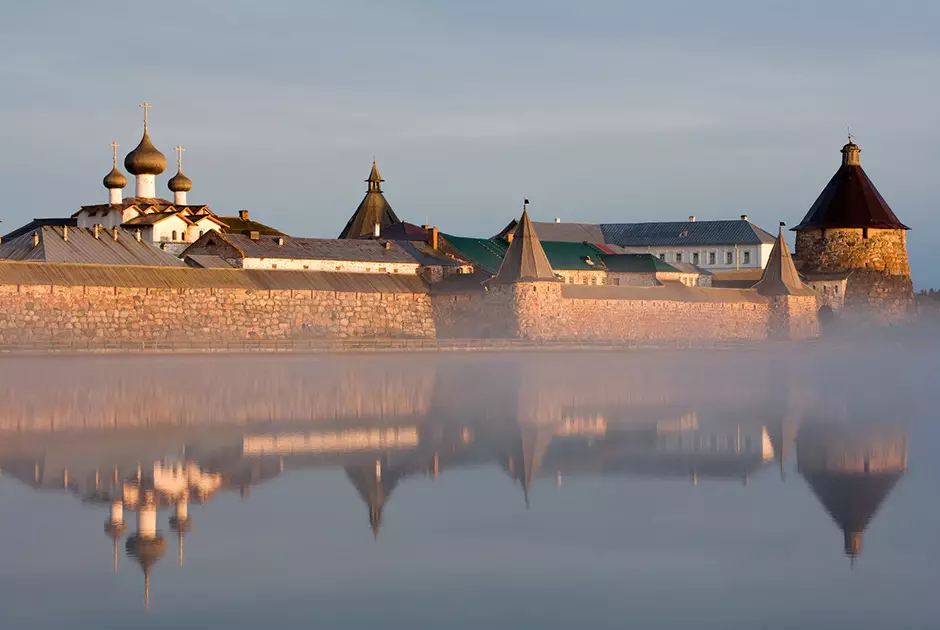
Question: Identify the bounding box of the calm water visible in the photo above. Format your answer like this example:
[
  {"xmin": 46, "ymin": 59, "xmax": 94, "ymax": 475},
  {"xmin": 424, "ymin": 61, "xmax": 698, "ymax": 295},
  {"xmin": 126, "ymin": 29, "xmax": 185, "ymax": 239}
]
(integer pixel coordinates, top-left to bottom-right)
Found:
[{"xmin": 0, "ymin": 348, "xmax": 937, "ymax": 629}]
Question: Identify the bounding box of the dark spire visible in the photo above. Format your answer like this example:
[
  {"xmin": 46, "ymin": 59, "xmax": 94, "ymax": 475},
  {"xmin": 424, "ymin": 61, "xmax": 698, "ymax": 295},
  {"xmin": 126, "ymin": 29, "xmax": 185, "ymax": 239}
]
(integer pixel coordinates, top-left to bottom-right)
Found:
[
  {"xmin": 754, "ymin": 225, "xmax": 815, "ymax": 296},
  {"xmin": 338, "ymin": 161, "xmax": 401, "ymax": 239},
  {"xmin": 793, "ymin": 138, "xmax": 908, "ymax": 231},
  {"xmin": 493, "ymin": 208, "xmax": 556, "ymax": 283}
]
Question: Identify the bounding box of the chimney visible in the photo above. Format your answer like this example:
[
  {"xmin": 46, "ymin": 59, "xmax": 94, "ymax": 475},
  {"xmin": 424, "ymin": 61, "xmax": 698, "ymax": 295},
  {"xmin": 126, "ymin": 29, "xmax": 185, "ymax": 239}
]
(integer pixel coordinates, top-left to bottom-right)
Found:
[
  {"xmin": 135, "ymin": 229, "xmax": 142, "ymax": 243},
  {"xmin": 249, "ymin": 231, "xmax": 260, "ymax": 241},
  {"xmin": 373, "ymin": 222, "xmax": 381, "ymax": 238},
  {"xmin": 63, "ymin": 226, "xmax": 68, "ymax": 242},
  {"xmin": 384, "ymin": 241, "xmax": 391, "ymax": 250},
  {"xmin": 33, "ymin": 232, "xmax": 40, "ymax": 248},
  {"xmin": 554, "ymin": 217, "xmax": 561, "ymax": 223},
  {"xmin": 239, "ymin": 210, "xmax": 249, "ymax": 221},
  {"xmin": 160, "ymin": 243, "xmax": 168, "ymax": 251},
  {"xmin": 112, "ymin": 226, "xmax": 119, "ymax": 241},
  {"xmin": 428, "ymin": 227, "xmax": 439, "ymax": 250},
  {"xmin": 94, "ymin": 225, "xmax": 100, "ymax": 240},
  {"xmin": 276, "ymin": 237, "xmax": 284, "ymax": 247},
  {"xmin": 688, "ymin": 215, "xmax": 696, "ymax": 222},
  {"xmin": 741, "ymin": 214, "xmax": 749, "ymax": 222}
]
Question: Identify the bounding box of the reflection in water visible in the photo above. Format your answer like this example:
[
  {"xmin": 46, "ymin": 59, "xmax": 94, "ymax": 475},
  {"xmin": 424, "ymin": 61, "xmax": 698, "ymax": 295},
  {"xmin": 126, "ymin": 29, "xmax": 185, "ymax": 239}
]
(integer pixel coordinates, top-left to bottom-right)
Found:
[{"xmin": 0, "ymin": 353, "xmax": 915, "ymax": 612}]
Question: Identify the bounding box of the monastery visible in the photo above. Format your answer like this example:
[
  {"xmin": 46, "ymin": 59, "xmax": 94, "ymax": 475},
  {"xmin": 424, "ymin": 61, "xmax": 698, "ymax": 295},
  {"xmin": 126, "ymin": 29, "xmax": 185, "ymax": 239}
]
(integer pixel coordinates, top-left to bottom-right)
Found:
[{"xmin": 0, "ymin": 104, "xmax": 916, "ymax": 347}]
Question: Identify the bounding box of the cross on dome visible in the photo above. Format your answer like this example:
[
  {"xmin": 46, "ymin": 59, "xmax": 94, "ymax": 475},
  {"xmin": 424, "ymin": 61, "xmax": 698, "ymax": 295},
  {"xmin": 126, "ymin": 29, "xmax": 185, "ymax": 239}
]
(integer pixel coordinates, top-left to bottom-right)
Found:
[
  {"xmin": 140, "ymin": 101, "xmax": 152, "ymax": 130},
  {"xmin": 175, "ymin": 145, "xmax": 185, "ymax": 170},
  {"xmin": 109, "ymin": 141, "xmax": 120, "ymax": 167}
]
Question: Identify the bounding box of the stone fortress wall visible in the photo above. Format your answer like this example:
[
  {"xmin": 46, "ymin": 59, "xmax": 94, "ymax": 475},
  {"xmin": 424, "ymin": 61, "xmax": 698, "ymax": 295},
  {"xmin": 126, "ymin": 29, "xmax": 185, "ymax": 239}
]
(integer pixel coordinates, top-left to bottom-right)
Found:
[{"xmin": 0, "ymin": 262, "xmax": 817, "ymax": 347}]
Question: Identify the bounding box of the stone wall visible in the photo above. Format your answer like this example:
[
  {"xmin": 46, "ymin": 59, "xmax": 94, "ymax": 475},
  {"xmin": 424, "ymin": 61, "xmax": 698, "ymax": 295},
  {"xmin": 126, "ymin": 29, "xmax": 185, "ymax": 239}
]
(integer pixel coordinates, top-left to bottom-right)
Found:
[
  {"xmin": 430, "ymin": 287, "xmax": 517, "ymax": 338},
  {"xmin": 0, "ymin": 283, "xmax": 434, "ymax": 344},
  {"xmin": 766, "ymin": 295, "xmax": 820, "ymax": 341}
]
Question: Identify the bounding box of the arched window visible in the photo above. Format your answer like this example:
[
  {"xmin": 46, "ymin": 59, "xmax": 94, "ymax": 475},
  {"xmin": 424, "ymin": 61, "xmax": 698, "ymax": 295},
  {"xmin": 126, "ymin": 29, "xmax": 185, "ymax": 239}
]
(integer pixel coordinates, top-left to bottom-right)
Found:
[{"xmin": 171, "ymin": 230, "xmax": 178, "ymax": 241}]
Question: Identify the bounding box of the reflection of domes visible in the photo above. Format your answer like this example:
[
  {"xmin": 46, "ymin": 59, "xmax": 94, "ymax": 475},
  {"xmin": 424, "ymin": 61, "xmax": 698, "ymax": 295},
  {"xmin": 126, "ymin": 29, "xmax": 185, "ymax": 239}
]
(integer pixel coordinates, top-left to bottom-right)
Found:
[
  {"xmin": 169, "ymin": 515, "xmax": 191, "ymax": 533},
  {"xmin": 124, "ymin": 130, "xmax": 166, "ymax": 176},
  {"xmin": 126, "ymin": 534, "xmax": 168, "ymax": 569},
  {"xmin": 103, "ymin": 167, "xmax": 127, "ymax": 190},
  {"xmin": 168, "ymin": 170, "xmax": 192, "ymax": 192}
]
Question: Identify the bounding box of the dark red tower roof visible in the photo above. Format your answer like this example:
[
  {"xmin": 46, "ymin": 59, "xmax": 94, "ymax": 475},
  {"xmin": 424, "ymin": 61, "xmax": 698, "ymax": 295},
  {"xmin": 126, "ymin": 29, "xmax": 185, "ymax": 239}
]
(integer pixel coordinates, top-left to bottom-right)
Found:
[{"xmin": 793, "ymin": 141, "xmax": 909, "ymax": 231}]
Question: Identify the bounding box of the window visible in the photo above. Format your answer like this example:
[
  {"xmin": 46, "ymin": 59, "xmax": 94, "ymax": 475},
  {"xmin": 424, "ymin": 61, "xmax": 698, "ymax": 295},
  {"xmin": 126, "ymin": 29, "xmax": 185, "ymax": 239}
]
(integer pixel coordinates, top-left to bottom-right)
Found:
[
  {"xmin": 171, "ymin": 230, "xmax": 178, "ymax": 241},
  {"xmin": 726, "ymin": 252, "xmax": 733, "ymax": 265},
  {"xmin": 743, "ymin": 251, "xmax": 751, "ymax": 265},
  {"xmin": 709, "ymin": 252, "xmax": 716, "ymax": 265},
  {"xmin": 862, "ymin": 228, "xmax": 869, "ymax": 239},
  {"xmin": 692, "ymin": 253, "xmax": 699, "ymax": 265},
  {"xmin": 271, "ymin": 264, "xmax": 277, "ymax": 269},
  {"xmin": 675, "ymin": 253, "xmax": 682, "ymax": 263},
  {"xmin": 303, "ymin": 265, "xmax": 309, "ymax": 270},
  {"xmin": 659, "ymin": 253, "xmax": 666, "ymax": 260}
]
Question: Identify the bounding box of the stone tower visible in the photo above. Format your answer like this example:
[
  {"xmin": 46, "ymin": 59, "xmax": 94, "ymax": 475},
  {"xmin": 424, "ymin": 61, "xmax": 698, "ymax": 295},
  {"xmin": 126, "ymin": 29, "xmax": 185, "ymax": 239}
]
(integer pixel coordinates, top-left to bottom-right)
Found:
[{"xmin": 792, "ymin": 139, "xmax": 913, "ymax": 320}]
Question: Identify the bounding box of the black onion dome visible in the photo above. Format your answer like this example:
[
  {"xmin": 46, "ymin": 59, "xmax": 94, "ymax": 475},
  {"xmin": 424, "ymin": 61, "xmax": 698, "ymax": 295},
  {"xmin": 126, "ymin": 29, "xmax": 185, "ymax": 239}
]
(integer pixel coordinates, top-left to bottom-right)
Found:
[
  {"xmin": 168, "ymin": 170, "xmax": 193, "ymax": 192},
  {"xmin": 103, "ymin": 166, "xmax": 127, "ymax": 190},
  {"xmin": 124, "ymin": 130, "xmax": 166, "ymax": 176}
]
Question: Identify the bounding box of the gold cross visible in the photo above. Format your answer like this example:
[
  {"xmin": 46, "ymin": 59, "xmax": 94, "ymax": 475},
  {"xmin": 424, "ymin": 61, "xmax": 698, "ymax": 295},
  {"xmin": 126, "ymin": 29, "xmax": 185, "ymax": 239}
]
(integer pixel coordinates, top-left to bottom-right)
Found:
[
  {"xmin": 175, "ymin": 145, "xmax": 185, "ymax": 170},
  {"xmin": 109, "ymin": 141, "xmax": 120, "ymax": 167},
  {"xmin": 139, "ymin": 101, "xmax": 152, "ymax": 130},
  {"xmin": 847, "ymin": 126, "xmax": 853, "ymax": 143}
]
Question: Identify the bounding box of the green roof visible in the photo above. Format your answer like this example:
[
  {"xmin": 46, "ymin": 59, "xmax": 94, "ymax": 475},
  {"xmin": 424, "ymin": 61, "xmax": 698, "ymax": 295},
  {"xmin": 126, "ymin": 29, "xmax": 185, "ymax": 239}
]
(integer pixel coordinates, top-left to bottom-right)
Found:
[
  {"xmin": 443, "ymin": 235, "xmax": 608, "ymax": 273},
  {"xmin": 600, "ymin": 253, "xmax": 680, "ymax": 273}
]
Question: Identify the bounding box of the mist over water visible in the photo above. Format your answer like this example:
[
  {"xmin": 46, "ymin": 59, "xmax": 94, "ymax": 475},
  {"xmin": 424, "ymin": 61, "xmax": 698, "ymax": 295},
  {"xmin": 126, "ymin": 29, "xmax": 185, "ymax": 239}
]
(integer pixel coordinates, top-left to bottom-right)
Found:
[{"xmin": 0, "ymin": 343, "xmax": 937, "ymax": 629}]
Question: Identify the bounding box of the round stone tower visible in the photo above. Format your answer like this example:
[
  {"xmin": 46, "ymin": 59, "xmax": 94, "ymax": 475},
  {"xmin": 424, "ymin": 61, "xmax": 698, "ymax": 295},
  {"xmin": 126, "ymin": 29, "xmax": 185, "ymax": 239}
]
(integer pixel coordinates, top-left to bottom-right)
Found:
[{"xmin": 793, "ymin": 138, "xmax": 913, "ymax": 319}]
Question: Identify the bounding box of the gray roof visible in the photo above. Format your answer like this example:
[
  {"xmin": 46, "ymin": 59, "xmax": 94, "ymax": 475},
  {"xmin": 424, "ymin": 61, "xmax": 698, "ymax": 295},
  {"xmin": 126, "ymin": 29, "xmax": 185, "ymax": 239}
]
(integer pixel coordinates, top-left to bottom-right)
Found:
[
  {"xmin": 394, "ymin": 241, "xmax": 461, "ymax": 267},
  {"xmin": 753, "ymin": 227, "xmax": 815, "ymax": 297},
  {"xmin": 493, "ymin": 210, "xmax": 556, "ymax": 283},
  {"xmin": 668, "ymin": 262, "xmax": 712, "ymax": 275},
  {"xmin": 497, "ymin": 220, "xmax": 605, "ymax": 244},
  {"xmin": 600, "ymin": 220, "xmax": 775, "ymax": 247},
  {"xmin": 3, "ymin": 218, "xmax": 77, "ymax": 241},
  {"xmin": 0, "ymin": 261, "xmax": 429, "ymax": 293},
  {"xmin": 0, "ymin": 227, "xmax": 186, "ymax": 267},
  {"xmin": 192, "ymin": 232, "xmax": 419, "ymax": 264},
  {"xmin": 184, "ymin": 254, "xmax": 234, "ymax": 269}
]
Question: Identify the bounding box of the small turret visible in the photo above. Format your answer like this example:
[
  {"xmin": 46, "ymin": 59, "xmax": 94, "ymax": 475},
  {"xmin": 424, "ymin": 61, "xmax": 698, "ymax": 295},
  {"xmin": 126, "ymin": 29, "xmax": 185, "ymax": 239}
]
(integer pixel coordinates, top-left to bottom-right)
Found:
[
  {"xmin": 167, "ymin": 145, "xmax": 193, "ymax": 205},
  {"xmin": 103, "ymin": 141, "xmax": 127, "ymax": 205}
]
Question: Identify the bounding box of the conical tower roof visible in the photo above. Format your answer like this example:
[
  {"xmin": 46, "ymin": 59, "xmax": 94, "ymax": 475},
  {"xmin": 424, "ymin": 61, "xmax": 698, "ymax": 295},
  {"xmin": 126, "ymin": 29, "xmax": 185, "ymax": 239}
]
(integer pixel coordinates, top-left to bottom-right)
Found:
[
  {"xmin": 793, "ymin": 140, "xmax": 908, "ymax": 231},
  {"xmin": 754, "ymin": 226, "xmax": 815, "ymax": 296},
  {"xmin": 338, "ymin": 161, "xmax": 401, "ymax": 239},
  {"xmin": 493, "ymin": 209, "xmax": 556, "ymax": 283},
  {"xmin": 345, "ymin": 463, "xmax": 402, "ymax": 539}
]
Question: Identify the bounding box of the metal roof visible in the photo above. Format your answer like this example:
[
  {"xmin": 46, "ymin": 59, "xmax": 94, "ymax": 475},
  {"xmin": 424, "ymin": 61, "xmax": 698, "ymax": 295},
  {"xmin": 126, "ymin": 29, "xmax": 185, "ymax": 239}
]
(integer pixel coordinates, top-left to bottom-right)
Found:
[
  {"xmin": 600, "ymin": 220, "xmax": 776, "ymax": 247},
  {"xmin": 3, "ymin": 218, "xmax": 77, "ymax": 241},
  {"xmin": 0, "ymin": 261, "xmax": 429, "ymax": 293},
  {"xmin": 194, "ymin": 232, "xmax": 419, "ymax": 264},
  {"xmin": 0, "ymin": 227, "xmax": 186, "ymax": 267},
  {"xmin": 496, "ymin": 219, "xmax": 605, "ymax": 244},
  {"xmin": 599, "ymin": 253, "xmax": 680, "ymax": 273},
  {"xmin": 184, "ymin": 254, "xmax": 234, "ymax": 269},
  {"xmin": 754, "ymin": 228, "xmax": 816, "ymax": 296},
  {"xmin": 217, "ymin": 214, "xmax": 287, "ymax": 237}
]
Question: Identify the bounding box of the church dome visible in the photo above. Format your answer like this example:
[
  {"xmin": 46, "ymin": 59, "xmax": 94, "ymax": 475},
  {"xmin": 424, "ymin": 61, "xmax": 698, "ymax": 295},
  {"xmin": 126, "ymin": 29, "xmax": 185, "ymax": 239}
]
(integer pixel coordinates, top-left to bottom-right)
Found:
[
  {"xmin": 103, "ymin": 166, "xmax": 127, "ymax": 190},
  {"xmin": 168, "ymin": 170, "xmax": 192, "ymax": 192},
  {"xmin": 124, "ymin": 130, "xmax": 166, "ymax": 176}
]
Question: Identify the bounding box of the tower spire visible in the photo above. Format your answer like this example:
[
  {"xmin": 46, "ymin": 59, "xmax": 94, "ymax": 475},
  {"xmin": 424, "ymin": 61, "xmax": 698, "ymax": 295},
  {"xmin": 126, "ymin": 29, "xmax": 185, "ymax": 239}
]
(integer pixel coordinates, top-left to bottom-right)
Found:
[{"xmin": 493, "ymin": 207, "xmax": 556, "ymax": 283}]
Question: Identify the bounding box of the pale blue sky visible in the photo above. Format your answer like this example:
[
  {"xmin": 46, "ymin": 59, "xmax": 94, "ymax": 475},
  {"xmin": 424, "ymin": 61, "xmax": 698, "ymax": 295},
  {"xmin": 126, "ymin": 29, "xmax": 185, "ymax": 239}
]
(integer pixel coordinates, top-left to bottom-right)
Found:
[{"xmin": 1, "ymin": 1, "xmax": 938, "ymax": 285}]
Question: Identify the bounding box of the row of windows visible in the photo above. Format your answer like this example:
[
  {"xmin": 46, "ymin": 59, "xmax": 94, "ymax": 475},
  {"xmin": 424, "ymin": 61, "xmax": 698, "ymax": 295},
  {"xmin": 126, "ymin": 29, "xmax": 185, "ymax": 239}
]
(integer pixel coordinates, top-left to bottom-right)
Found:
[{"xmin": 658, "ymin": 250, "xmax": 751, "ymax": 265}]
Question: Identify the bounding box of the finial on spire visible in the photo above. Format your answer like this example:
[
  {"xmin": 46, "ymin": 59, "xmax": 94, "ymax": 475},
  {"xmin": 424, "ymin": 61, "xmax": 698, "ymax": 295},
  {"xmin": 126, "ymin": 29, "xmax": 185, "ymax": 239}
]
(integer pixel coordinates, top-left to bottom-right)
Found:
[
  {"xmin": 139, "ymin": 101, "xmax": 152, "ymax": 130},
  {"xmin": 110, "ymin": 141, "xmax": 120, "ymax": 167},
  {"xmin": 847, "ymin": 126, "xmax": 853, "ymax": 144},
  {"xmin": 174, "ymin": 145, "xmax": 185, "ymax": 171}
]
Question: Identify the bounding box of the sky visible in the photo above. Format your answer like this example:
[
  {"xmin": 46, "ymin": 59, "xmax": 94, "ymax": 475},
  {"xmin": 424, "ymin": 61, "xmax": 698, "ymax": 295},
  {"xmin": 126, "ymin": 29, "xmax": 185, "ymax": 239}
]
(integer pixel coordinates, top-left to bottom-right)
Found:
[{"xmin": 1, "ymin": 1, "xmax": 938, "ymax": 286}]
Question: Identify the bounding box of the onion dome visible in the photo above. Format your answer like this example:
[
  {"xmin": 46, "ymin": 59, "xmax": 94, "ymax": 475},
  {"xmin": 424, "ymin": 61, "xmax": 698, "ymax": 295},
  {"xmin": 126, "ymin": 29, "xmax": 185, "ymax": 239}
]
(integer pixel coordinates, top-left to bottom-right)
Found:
[
  {"xmin": 168, "ymin": 170, "xmax": 193, "ymax": 192},
  {"xmin": 124, "ymin": 130, "xmax": 166, "ymax": 176},
  {"xmin": 103, "ymin": 166, "xmax": 127, "ymax": 190}
]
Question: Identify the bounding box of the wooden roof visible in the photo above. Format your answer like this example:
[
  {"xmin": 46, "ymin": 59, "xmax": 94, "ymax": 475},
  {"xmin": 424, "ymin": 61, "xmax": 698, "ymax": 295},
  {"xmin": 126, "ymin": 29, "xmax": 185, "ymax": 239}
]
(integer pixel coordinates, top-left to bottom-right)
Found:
[
  {"xmin": 753, "ymin": 227, "xmax": 816, "ymax": 297},
  {"xmin": 493, "ymin": 209, "xmax": 556, "ymax": 283}
]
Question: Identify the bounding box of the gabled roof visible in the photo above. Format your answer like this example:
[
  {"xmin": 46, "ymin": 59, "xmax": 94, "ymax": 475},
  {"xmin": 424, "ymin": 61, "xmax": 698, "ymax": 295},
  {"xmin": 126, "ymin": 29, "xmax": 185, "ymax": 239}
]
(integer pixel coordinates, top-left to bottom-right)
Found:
[
  {"xmin": 361, "ymin": 222, "xmax": 429, "ymax": 241},
  {"xmin": 3, "ymin": 218, "xmax": 77, "ymax": 241},
  {"xmin": 216, "ymin": 214, "xmax": 286, "ymax": 237},
  {"xmin": 497, "ymin": 219, "xmax": 605, "ymax": 244},
  {"xmin": 794, "ymin": 141, "xmax": 908, "ymax": 231},
  {"xmin": 75, "ymin": 197, "xmax": 213, "ymax": 218},
  {"xmin": 601, "ymin": 220, "xmax": 776, "ymax": 247},
  {"xmin": 122, "ymin": 212, "xmax": 194, "ymax": 227},
  {"xmin": 439, "ymin": 234, "xmax": 508, "ymax": 275},
  {"xmin": 0, "ymin": 227, "xmax": 186, "ymax": 267},
  {"xmin": 338, "ymin": 162, "xmax": 401, "ymax": 239},
  {"xmin": 753, "ymin": 227, "xmax": 816, "ymax": 297},
  {"xmin": 600, "ymin": 253, "xmax": 681, "ymax": 273},
  {"xmin": 394, "ymin": 241, "xmax": 461, "ymax": 267},
  {"xmin": 184, "ymin": 232, "xmax": 419, "ymax": 264}
]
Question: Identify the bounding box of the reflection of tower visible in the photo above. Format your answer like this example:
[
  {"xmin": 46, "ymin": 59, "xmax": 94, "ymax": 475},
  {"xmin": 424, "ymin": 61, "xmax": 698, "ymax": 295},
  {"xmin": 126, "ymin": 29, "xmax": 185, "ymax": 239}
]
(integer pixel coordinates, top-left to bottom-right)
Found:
[
  {"xmin": 766, "ymin": 403, "xmax": 804, "ymax": 482},
  {"xmin": 502, "ymin": 422, "xmax": 554, "ymax": 507},
  {"xmin": 125, "ymin": 491, "xmax": 167, "ymax": 609},
  {"xmin": 168, "ymin": 493, "xmax": 191, "ymax": 567},
  {"xmin": 104, "ymin": 499, "xmax": 127, "ymax": 573},
  {"xmin": 346, "ymin": 459, "xmax": 402, "ymax": 539},
  {"xmin": 797, "ymin": 423, "xmax": 907, "ymax": 562}
]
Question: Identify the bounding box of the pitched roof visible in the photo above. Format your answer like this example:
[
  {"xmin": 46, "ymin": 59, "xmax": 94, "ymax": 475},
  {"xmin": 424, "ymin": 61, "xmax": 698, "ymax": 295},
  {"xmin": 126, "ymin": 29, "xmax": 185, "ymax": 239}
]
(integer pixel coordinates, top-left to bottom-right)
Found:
[
  {"xmin": 122, "ymin": 212, "xmax": 192, "ymax": 226},
  {"xmin": 3, "ymin": 218, "xmax": 77, "ymax": 241},
  {"xmin": 361, "ymin": 222, "xmax": 429, "ymax": 241},
  {"xmin": 0, "ymin": 227, "xmax": 186, "ymax": 267},
  {"xmin": 216, "ymin": 214, "xmax": 286, "ymax": 237},
  {"xmin": 184, "ymin": 254, "xmax": 234, "ymax": 269},
  {"xmin": 185, "ymin": 232, "xmax": 419, "ymax": 264},
  {"xmin": 76, "ymin": 197, "xmax": 213, "ymax": 218},
  {"xmin": 753, "ymin": 227, "xmax": 815, "ymax": 296},
  {"xmin": 0, "ymin": 261, "xmax": 429, "ymax": 292},
  {"xmin": 439, "ymin": 234, "xmax": 508, "ymax": 275},
  {"xmin": 494, "ymin": 210, "xmax": 556, "ymax": 283},
  {"xmin": 496, "ymin": 219, "xmax": 605, "ymax": 243},
  {"xmin": 601, "ymin": 220, "xmax": 775, "ymax": 247},
  {"xmin": 393, "ymin": 241, "xmax": 461, "ymax": 267},
  {"xmin": 600, "ymin": 253, "xmax": 681, "ymax": 273},
  {"xmin": 794, "ymin": 142, "xmax": 908, "ymax": 231},
  {"xmin": 338, "ymin": 162, "xmax": 401, "ymax": 239}
]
